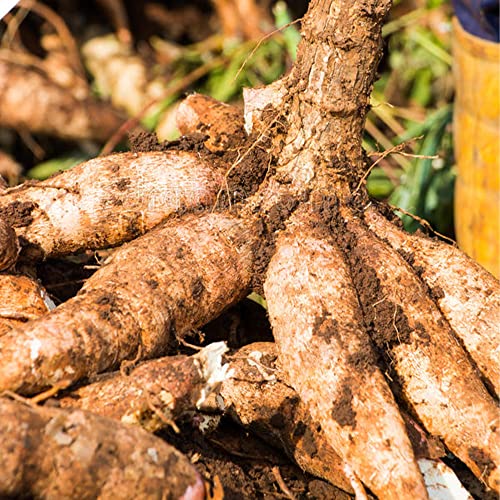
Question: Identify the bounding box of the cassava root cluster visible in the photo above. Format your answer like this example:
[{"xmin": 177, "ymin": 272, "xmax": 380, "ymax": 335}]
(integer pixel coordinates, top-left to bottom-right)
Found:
[{"xmin": 0, "ymin": 0, "xmax": 498, "ymax": 498}]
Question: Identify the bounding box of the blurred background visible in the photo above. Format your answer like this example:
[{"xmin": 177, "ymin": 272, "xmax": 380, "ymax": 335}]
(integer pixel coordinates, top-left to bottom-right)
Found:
[{"xmin": 0, "ymin": 0, "xmax": 474, "ymax": 242}]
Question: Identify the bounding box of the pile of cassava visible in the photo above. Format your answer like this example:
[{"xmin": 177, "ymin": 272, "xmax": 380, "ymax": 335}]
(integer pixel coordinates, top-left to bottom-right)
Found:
[{"xmin": 0, "ymin": 0, "xmax": 498, "ymax": 498}]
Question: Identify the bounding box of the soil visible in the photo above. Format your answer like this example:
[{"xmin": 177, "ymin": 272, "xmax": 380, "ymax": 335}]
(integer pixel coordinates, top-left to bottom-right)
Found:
[
  {"xmin": 224, "ymin": 131, "xmax": 272, "ymax": 205},
  {"xmin": 159, "ymin": 417, "xmax": 353, "ymax": 500},
  {"xmin": 251, "ymin": 191, "xmax": 311, "ymax": 293},
  {"xmin": 320, "ymin": 201, "xmax": 415, "ymax": 352},
  {"xmin": 129, "ymin": 130, "xmax": 209, "ymax": 154},
  {"xmin": 36, "ymin": 253, "xmax": 101, "ymax": 303},
  {"xmin": 0, "ymin": 200, "xmax": 37, "ymax": 228},
  {"xmin": 202, "ymin": 298, "xmax": 274, "ymax": 348}
]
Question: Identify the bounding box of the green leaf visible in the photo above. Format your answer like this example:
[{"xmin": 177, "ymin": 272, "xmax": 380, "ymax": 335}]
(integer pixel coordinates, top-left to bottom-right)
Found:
[
  {"xmin": 247, "ymin": 292, "xmax": 268, "ymax": 310},
  {"xmin": 273, "ymin": 1, "xmax": 301, "ymax": 60},
  {"xmin": 367, "ymin": 168, "xmax": 395, "ymax": 199},
  {"xmin": 142, "ymin": 94, "xmax": 179, "ymax": 131},
  {"xmin": 410, "ymin": 67, "xmax": 433, "ymax": 107},
  {"xmin": 26, "ymin": 154, "xmax": 90, "ymax": 180},
  {"xmin": 390, "ymin": 106, "xmax": 453, "ymax": 232}
]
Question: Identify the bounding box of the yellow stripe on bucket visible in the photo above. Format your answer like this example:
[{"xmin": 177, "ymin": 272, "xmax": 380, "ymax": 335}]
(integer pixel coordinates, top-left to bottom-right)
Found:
[{"xmin": 453, "ymin": 17, "xmax": 500, "ymax": 277}]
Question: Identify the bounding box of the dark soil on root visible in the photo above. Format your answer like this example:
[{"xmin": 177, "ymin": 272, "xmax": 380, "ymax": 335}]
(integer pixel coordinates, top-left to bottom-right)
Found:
[
  {"xmin": 129, "ymin": 130, "xmax": 209, "ymax": 154},
  {"xmin": 0, "ymin": 200, "xmax": 37, "ymax": 228},
  {"xmin": 250, "ymin": 192, "xmax": 306, "ymax": 293},
  {"xmin": 129, "ymin": 129, "xmax": 269, "ymax": 207}
]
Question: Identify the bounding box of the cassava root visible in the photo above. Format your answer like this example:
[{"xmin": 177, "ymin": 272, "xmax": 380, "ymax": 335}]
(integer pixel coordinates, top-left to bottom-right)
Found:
[
  {"xmin": 56, "ymin": 342, "xmax": 232, "ymax": 432},
  {"xmin": 0, "ymin": 273, "xmax": 52, "ymax": 336},
  {"xmin": 0, "ymin": 397, "xmax": 204, "ymax": 499},
  {"xmin": 365, "ymin": 206, "xmax": 500, "ymax": 397},
  {"xmin": 0, "ymin": 151, "xmax": 226, "ymax": 259},
  {"xmin": 0, "ymin": 59, "xmax": 123, "ymax": 141},
  {"xmin": 0, "ymin": 212, "xmax": 255, "ymax": 394},
  {"xmin": 176, "ymin": 94, "xmax": 246, "ymax": 153},
  {"xmin": 343, "ymin": 210, "xmax": 499, "ymax": 490},
  {"xmin": 1, "ymin": 0, "xmax": 499, "ymax": 496},
  {"xmin": 264, "ymin": 203, "xmax": 428, "ymax": 499}
]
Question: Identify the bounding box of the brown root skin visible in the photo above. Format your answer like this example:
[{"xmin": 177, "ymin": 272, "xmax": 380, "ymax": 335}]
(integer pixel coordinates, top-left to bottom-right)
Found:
[
  {"xmin": 0, "ymin": 150, "xmax": 21, "ymax": 185},
  {"xmin": 0, "ymin": 274, "xmax": 51, "ymax": 336},
  {"xmin": 211, "ymin": 0, "xmax": 271, "ymax": 40},
  {"xmin": 0, "ymin": 60, "xmax": 123, "ymax": 141},
  {"xmin": 0, "ymin": 216, "xmax": 19, "ymax": 270},
  {"xmin": 365, "ymin": 206, "xmax": 500, "ymax": 397},
  {"xmin": 0, "ymin": 0, "xmax": 496, "ymax": 495},
  {"xmin": 221, "ymin": 342, "xmax": 355, "ymax": 494},
  {"xmin": 176, "ymin": 94, "xmax": 246, "ymax": 153},
  {"xmin": 264, "ymin": 204, "xmax": 428, "ymax": 500},
  {"xmin": 344, "ymin": 213, "xmax": 500, "ymax": 491},
  {"xmin": 0, "ymin": 151, "xmax": 225, "ymax": 259},
  {"xmin": 222, "ymin": 343, "xmax": 446, "ymax": 489},
  {"xmin": 0, "ymin": 397, "xmax": 204, "ymax": 499},
  {"xmin": 0, "ymin": 212, "xmax": 255, "ymax": 395},
  {"xmin": 56, "ymin": 342, "xmax": 230, "ymax": 433}
]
